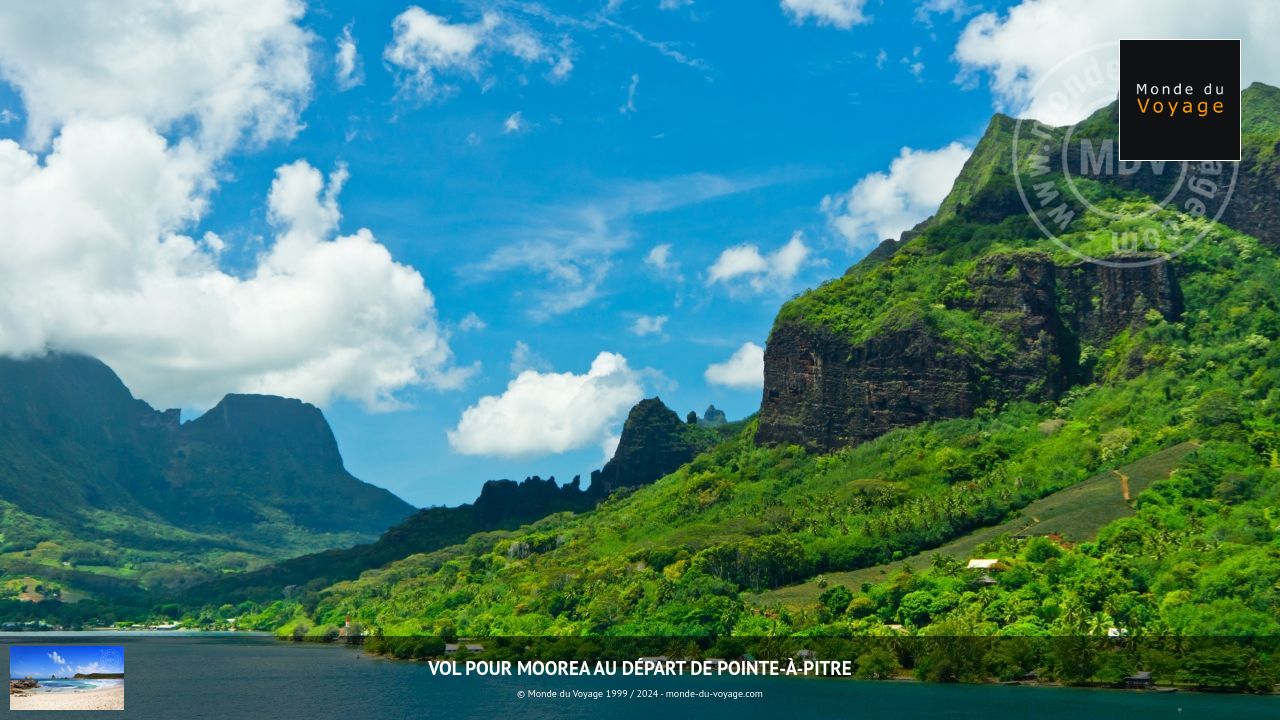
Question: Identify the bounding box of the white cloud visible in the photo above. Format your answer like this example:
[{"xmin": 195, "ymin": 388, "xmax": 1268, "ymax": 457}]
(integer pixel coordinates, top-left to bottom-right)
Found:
[
  {"xmin": 550, "ymin": 54, "xmax": 575, "ymax": 82},
  {"xmin": 384, "ymin": 5, "xmax": 573, "ymax": 103},
  {"xmin": 0, "ymin": 1, "xmax": 469, "ymax": 411},
  {"xmin": 335, "ymin": 22, "xmax": 364, "ymax": 91},
  {"xmin": 659, "ymin": 0, "xmax": 694, "ymax": 9},
  {"xmin": 874, "ymin": 49, "xmax": 888, "ymax": 70},
  {"xmin": 469, "ymin": 174, "xmax": 761, "ymax": 320},
  {"xmin": 644, "ymin": 242, "xmax": 685, "ymax": 284},
  {"xmin": 645, "ymin": 244, "xmax": 673, "ymax": 271},
  {"xmin": 0, "ymin": 0, "xmax": 311, "ymax": 153},
  {"xmin": 448, "ymin": 352, "xmax": 644, "ymax": 458},
  {"xmin": 955, "ymin": 0, "xmax": 1280, "ymax": 125},
  {"xmin": 384, "ymin": 6, "xmax": 491, "ymax": 102},
  {"xmin": 503, "ymin": 111, "xmax": 524, "ymax": 134},
  {"xmin": 822, "ymin": 142, "xmax": 971, "ymax": 251},
  {"xmin": 914, "ymin": 0, "xmax": 977, "ymax": 24},
  {"xmin": 0, "ymin": 109, "xmax": 17, "ymax": 124},
  {"xmin": 705, "ymin": 342, "xmax": 764, "ymax": 390},
  {"xmin": 48, "ymin": 652, "xmax": 65, "ymax": 665},
  {"xmin": 707, "ymin": 231, "xmax": 810, "ymax": 292},
  {"xmin": 457, "ymin": 312, "xmax": 487, "ymax": 332},
  {"xmin": 629, "ymin": 314, "xmax": 668, "ymax": 336},
  {"xmin": 620, "ymin": 73, "xmax": 639, "ymax": 115},
  {"xmin": 901, "ymin": 46, "xmax": 924, "ymax": 80},
  {"xmin": 780, "ymin": 0, "xmax": 870, "ymax": 29}
]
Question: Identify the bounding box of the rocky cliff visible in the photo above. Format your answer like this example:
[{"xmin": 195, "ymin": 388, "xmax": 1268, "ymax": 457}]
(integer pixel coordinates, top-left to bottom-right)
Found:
[
  {"xmin": 762, "ymin": 249, "xmax": 1182, "ymax": 450},
  {"xmin": 751, "ymin": 85, "xmax": 1280, "ymax": 454},
  {"xmin": 758, "ymin": 251, "xmax": 1182, "ymax": 453},
  {"xmin": 589, "ymin": 397, "xmax": 701, "ymax": 495}
]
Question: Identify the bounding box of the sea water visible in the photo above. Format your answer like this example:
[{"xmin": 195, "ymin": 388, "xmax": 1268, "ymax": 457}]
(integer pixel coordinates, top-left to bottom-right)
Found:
[{"xmin": 23, "ymin": 678, "xmax": 121, "ymax": 693}]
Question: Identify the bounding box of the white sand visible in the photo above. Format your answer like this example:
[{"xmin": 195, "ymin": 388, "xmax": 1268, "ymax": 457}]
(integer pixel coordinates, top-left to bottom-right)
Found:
[{"xmin": 10, "ymin": 684, "xmax": 124, "ymax": 711}]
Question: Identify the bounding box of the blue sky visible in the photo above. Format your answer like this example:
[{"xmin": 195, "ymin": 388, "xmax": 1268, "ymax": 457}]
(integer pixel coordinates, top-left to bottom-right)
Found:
[
  {"xmin": 0, "ymin": 0, "xmax": 1016, "ymax": 507},
  {"xmin": 10, "ymin": 646, "xmax": 124, "ymax": 679},
  {"xmin": 12, "ymin": 0, "xmax": 1267, "ymax": 508},
  {"xmin": 278, "ymin": 0, "xmax": 1009, "ymax": 505}
]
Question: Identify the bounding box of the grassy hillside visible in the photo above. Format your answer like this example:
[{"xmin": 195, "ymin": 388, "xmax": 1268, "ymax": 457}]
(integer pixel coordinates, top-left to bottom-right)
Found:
[
  {"xmin": 753, "ymin": 441, "xmax": 1198, "ymax": 607},
  {"xmin": 254, "ymin": 210, "xmax": 1279, "ymax": 637},
  {"xmin": 224, "ymin": 88, "xmax": 1280, "ymax": 654}
]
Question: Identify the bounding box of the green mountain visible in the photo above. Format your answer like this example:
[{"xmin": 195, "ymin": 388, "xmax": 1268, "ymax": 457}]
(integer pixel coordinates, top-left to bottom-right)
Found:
[
  {"xmin": 180, "ymin": 397, "xmax": 739, "ymax": 605},
  {"xmin": 245, "ymin": 85, "xmax": 1280, "ymax": 670},
  {"xmin": 0, "ymin": 353, "xmax": 413, "ymax": 596}
]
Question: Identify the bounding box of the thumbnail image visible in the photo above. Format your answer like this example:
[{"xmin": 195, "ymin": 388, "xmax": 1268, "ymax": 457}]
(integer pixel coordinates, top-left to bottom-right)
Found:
[{"xmin": 9, "ymin": 646, "xmax": 124, "ymax": 711}]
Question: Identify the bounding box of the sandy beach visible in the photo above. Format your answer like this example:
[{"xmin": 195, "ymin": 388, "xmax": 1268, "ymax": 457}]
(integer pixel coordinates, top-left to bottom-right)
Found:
[{"xmin": 10, "ymin": 683, "xmax": 124, "ymax": 711}]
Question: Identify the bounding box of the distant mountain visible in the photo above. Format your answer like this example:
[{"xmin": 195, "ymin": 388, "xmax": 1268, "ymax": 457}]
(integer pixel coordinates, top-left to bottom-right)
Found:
[
  {"xmin": 182, "ymin": 396, "xmax": 741, "ymax": 604},
  {"xmin": 0, "ymin": 353, "xmax": 413, "ymax": 594}
]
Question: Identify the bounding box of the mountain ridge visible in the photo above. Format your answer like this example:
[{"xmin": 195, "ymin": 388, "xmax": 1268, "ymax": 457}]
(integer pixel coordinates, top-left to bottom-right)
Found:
[
  {"xmin": 233, "ymin": 84, "xmax": 1280, "ymax": 655},
  {"xmin": 0, "ymin": 352, "xmax": 414, "ymax": 593}
]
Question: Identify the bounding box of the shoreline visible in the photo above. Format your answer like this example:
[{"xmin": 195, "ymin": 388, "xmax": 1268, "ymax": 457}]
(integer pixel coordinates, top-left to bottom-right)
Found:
[{"xmin": 10, "ymin": 684, "xmax": 124, "ymax": 711}]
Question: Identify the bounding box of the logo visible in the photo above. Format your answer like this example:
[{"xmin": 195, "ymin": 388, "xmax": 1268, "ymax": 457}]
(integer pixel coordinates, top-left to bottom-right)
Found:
[{"xmin": 1012, "ymin": 42, "xmax": 1238, "ymax": 268}]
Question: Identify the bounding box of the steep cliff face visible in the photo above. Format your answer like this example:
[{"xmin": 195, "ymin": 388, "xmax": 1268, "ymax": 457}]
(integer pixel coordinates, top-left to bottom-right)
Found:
[
  {"xmin": 758, "ymin": 253, "xmax": 1181, "ymax": 452},
  {"xmin": 757, "ymin": 321, "xmax": 980, "ymax": 452},
  {"xmin": 590, "ymin": 397, "xmax": 699, "ymax": 494},
  {"xmin": 752, "ymin": 84, "xmax": 1278, "ymax": 455}
]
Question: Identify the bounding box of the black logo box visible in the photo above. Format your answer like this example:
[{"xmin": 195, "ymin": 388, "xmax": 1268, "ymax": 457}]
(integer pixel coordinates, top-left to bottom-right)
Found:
[{"xmin": 1119, "ymin": 39, "xmax": 1240, "ymax": 162}]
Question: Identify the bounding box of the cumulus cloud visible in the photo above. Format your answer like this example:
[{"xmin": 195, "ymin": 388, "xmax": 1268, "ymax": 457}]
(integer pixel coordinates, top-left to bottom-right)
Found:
[
  {"xmin": 48, "ymin": 651, "xmax": 65, "ymax": 665},
  {"xmin": 0, "ymin": 0, "xmax": 311, "ymax": 153},
  {"xmin": 707, "ymin": 232, "xmax": 810, "ymax": 292},
  {"xmin": 629, "ymin": 315, "xmax": 668, "ymax": 336},
  {"xmin": 780, "ymin": 0, "xmax": 870, "ymax": 29},
  {"xmin": 955, "ymin": 0, "xmax": 1280, "ymax": 124},
  {"xmin": 448, "ymin": 352, "xmax": 644, "ymax": 458},
  {"xmin": 503, "ymin": 111, "xmax": 524, "ymax": 134},
  {"xmin": 334, "ymin": 22, "xmax": 364, "ymax": 91},
  {"xmin": 384, "ymin": 5, "xmax": 573, "ymax": 102},
  {"xmin": 0, "ymin": 1, "xmax": 469, "ymax": 411},
  {"xmin": 822, "ymin": 143, "xmax": 971, "ymax": 251},
  {"xmin": 705, "ymin": 342, "xmax": 764, "ymax": 390}
]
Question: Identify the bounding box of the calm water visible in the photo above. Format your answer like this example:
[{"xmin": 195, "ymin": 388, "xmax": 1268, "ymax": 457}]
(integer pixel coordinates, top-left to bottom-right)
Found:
[
  {"xmin": 25, "ymin": 677, "xmax": 121, "ymax": 693},
  {"xmin": 3, "ymin": 634, "xmax": 1277, "ymax": 719}
]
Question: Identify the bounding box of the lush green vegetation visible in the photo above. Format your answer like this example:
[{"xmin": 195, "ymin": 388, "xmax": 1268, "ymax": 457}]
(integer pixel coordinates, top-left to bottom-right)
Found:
[
  {"xmin": 15, "ymin": 85, "xmax": 1280, "ymax": 695},
  {"xmin": 223, "ymin": 90, "xmax": 1280, "ymax": 681},
  {"xmin": 0, "ymin": 357, "xmax": 414, "ymax": 599}
]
